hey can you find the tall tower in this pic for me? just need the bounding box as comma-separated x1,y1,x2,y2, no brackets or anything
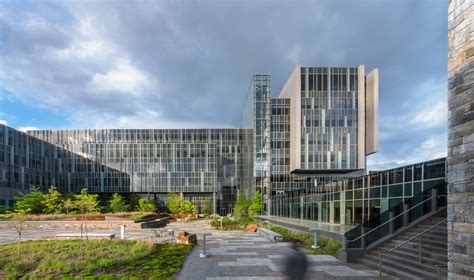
244,74,271,208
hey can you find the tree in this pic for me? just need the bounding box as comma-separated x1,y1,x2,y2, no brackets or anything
166,193,182,214
15,186,44,214
137,198,156,212
74,188,99,214
166,193,196,214
249,191,264,217
63,198,76,214
233,194,250,221
202,199,213,215
41,186,64,214
108,193,129,213
8,209,28,258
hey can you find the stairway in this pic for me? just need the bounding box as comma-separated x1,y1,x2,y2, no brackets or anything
359,216,447,279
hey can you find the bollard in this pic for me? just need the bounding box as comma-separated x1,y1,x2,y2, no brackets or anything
219,218,223,230
120,225,126,240
200,233,212,258
309,227,320,249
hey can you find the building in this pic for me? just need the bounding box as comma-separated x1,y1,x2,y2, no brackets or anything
271,157,446,226
1,64,379,215
244,65,379,213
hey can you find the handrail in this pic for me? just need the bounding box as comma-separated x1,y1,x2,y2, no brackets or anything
378,218,447,277
386,218,447,253
346,194,445,244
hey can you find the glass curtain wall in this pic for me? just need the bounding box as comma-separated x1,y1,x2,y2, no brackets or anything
271,158,446,225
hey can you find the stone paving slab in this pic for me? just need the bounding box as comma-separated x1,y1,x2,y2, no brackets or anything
177,231,395,280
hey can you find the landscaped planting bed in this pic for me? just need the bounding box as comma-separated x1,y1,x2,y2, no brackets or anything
0,240,192,279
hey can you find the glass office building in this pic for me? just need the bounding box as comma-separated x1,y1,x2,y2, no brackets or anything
28,129,253,214
1,64,384,219
271,158,446,226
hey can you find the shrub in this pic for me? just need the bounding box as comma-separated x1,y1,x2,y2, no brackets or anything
74,189,100,214
14,186,44,214
136,198,156,212
233,194,250,221
108,193,129,213
166,193,196,214
42,186,64,214
249,191,264,217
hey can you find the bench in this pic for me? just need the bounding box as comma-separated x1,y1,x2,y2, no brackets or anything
257,228,283,242
55,233,115,240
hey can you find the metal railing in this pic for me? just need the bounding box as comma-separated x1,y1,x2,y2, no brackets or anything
378,218,447,278
344,194,438,247
343,189,445,250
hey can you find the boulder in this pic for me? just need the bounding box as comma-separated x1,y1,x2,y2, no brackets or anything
246,224,258,233
176,231,197,245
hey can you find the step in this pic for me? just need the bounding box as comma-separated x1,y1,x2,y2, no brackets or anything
359,257,424,280
367,250,447,273
378,247,448,266
415,224,447,231
399,232,447,243
384,241,447,256
390,238,447,250
381,243,448,261
364,254,439,279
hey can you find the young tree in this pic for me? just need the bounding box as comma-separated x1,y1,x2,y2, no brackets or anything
15,186,44,214
108,193,129,213
137,198,157,212
166,193,182,214
63,198,76,214
41,186,64,214
249,191,264,217
202,199,213,215
234,194,250,221
8,209,28,258
74,188,99,214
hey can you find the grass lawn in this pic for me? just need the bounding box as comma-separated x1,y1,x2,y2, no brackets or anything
0,240,192,279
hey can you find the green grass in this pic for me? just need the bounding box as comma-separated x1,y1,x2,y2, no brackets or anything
209,217,254,231
0,240,192,279
258,222,342,256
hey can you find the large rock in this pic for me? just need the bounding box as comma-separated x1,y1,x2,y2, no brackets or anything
246,224,258,233
176,231,197,245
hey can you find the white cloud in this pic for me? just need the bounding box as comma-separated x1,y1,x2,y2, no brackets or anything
412,100,447,128
89,59,151,94
18,126,39,132
0,120,8,125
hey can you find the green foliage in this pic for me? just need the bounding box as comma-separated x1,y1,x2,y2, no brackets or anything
14,186,44,214
108,193,129,213
259,223,342,256
165,193,196,214
63,198,76,214
248,191,264,217
201,199,213,216
210,216,254,231
0,240,192,278
42,186,64,214
136,198,156,212
233,194,250,221
74,189,100,214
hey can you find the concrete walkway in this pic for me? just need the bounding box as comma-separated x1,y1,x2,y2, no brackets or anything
177,230,394,280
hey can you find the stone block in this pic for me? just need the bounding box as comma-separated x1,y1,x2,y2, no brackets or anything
176,231,197,245
246,224,258,233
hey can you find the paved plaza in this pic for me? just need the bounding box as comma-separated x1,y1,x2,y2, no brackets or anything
177,229,394,280
0,219,392,279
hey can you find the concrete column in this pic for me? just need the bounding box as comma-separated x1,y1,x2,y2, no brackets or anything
388,211,394,235
212,192,216,215
403,204,409,227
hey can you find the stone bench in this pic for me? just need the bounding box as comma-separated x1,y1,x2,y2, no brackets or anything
55,233,115,240
257,228,283,242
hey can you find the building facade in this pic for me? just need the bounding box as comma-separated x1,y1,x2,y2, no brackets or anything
271,158,446,226
1,64,379,216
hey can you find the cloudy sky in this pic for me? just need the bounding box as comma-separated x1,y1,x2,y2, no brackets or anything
0,0,447,171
